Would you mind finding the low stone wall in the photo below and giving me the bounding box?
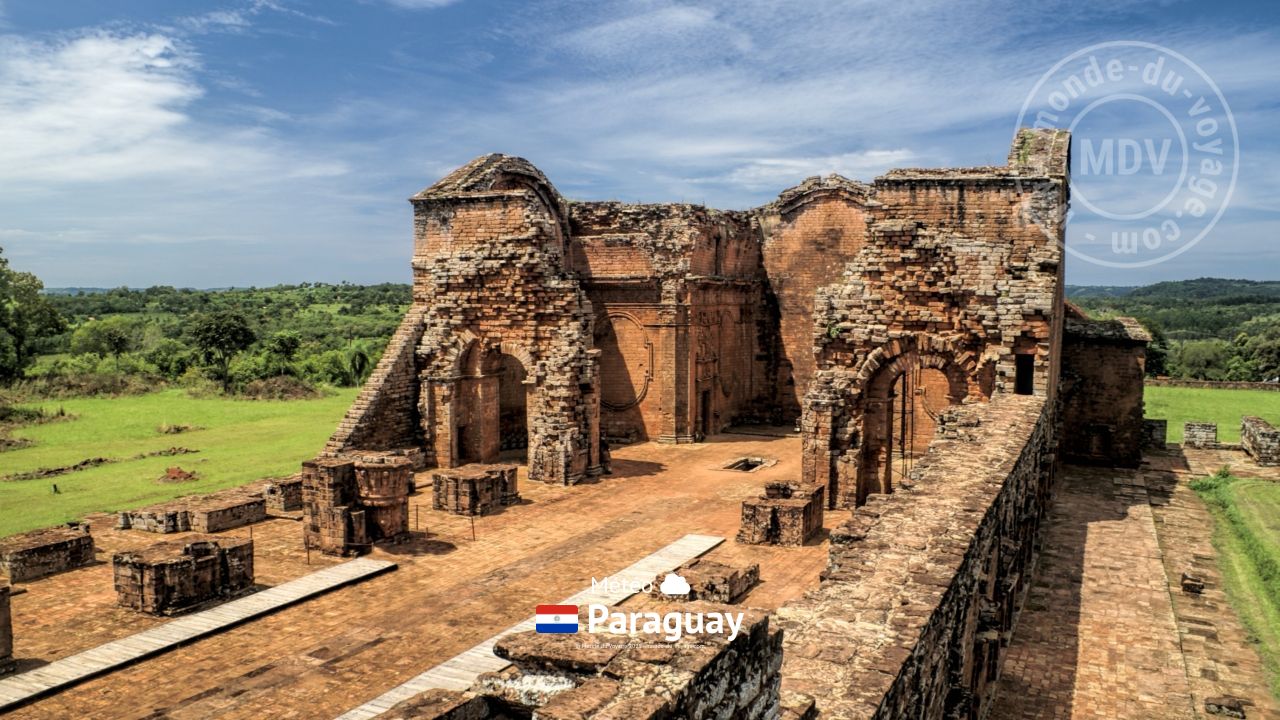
[113,536,254,615]
[1184,422,1219,449]
[0,585,13,675]
[777,394,1055,719]
[118,493,265,534]
[263,477,304,511]
[1148,378,1280,391]
[376,604,814,720]
[430,464,520,516]
[1143,419,1168,448]
[738,481,824,546]
[0,524,95,582]
[1241,416,1280,466]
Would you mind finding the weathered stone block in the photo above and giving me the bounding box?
[431,464,519,516]
[113,536,254,615]
[1241,415,1280,466]
[0,524,95,582]
[1143,419,1168,448]
[0,584,13,676]
[263,476,304,511]
[738,482,824,546]
[1185,422,1219,449]
[651,558,760,603]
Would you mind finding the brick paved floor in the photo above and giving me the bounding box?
[6,433,830,719]
[991,455,1279,719]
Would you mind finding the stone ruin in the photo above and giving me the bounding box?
[0,523,95,582]
[262,476,304,511]
[117,490,266,534]
[431,464,520,516]
[0,584,12,676]
[651,558,760,603]
[302,452,412,556]
[374,604,814,720]
[1185,422,1220,449]
[1060,309,1151,467]
[318,129,1143,515]
[113,536,254,615]
[1241,415,1280,466]
[737,481,825,546]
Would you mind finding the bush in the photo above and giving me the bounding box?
[239,376,326,400]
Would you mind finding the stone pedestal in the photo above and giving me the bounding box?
[738,481,824,546]
[113,536,254,615]
[431,464,520,516]
[1242,416,1280,466]
[651,558,760,603]
[303,453,411,556]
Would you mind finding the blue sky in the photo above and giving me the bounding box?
[0,0,1277,288]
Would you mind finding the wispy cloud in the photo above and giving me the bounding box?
[380,0,463,9]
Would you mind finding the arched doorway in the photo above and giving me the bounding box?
[860,355,967,503]
[496,353,529,460]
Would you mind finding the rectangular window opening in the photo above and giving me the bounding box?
[1014,354,1035,396]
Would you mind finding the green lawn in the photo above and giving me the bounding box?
[0,388,357,537]
[1191,472,1280,700]
[1145,385,1280,443]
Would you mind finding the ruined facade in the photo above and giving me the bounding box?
[323,130,1122,511]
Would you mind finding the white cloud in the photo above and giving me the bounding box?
[0,31,345,187]
[717,150,917,190]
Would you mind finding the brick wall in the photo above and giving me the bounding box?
[1060,317,1149,467]
[779,394,1056,719]
[758,181,872,420]
[1184,422,1219,448]
[0,525,95,582]
[801,129,1069,508]
[326,305,427,454]
[1242,416,1280,466]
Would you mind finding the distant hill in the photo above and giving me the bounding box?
[1064,285,1139,299]
[1068,277,1280,343]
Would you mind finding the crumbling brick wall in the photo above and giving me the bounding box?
[778,394,1056,719]
[569,202,771,442]
[801,129,1069,508]
[327,306,428,455]
[1242,416,1280,466]
[1060,314,1150,467]
[113,536,254,615]
[756,176,873,421]
[1184,422,1219,448]
[0,524,95,582]
[413,156,600,484]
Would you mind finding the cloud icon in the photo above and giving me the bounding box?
[659,572,691,596]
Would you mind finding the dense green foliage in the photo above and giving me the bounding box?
[0,389,357,536]
[1145,385,1280,443]
[1070,278,1280,381]
[24,283,411,395]
[1191,469,1280,698]
[0,249,65,383]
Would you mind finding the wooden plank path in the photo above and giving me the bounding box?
[335,533,723,720]
[0,557,397,712]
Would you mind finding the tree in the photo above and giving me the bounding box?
[190,311,256,392]
[70,316,139,369]
[0,248,65,384]
[264,331,302,376]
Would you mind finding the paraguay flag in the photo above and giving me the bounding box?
[535,604,579,633]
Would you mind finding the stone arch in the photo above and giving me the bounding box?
[496,342,536,382]
[858,349,973,503]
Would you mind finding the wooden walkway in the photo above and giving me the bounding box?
[0,557,397,712]
[335,534,724,720]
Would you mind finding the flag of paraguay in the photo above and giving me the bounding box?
[535,604,579,633]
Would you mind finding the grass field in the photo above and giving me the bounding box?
[0,388,357,537]
[1145,385,1280,443]
[1191,471,1280,699]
